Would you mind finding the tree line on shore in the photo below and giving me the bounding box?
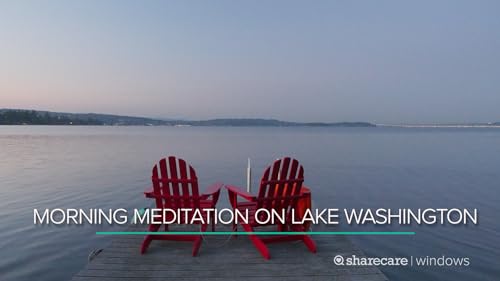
[0,110,102,125]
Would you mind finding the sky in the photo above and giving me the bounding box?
[1,1,499,123]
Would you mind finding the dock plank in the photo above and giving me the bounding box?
[72,224,389,281]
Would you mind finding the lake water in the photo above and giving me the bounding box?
[0,126,499,280]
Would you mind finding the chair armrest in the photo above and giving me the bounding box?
[225,185,256,201]
[199,182,223,205]
[144,187,156,198]
[202,182,224,196]
[301,185,311,195]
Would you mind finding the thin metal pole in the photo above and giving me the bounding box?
[246,158,252,193]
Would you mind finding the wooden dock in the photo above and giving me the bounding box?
[72,224,389,281]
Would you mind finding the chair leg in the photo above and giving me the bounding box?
[277,224,288,231]
[192,224,208,256]
[302,235,317,253]
[232,216,238,238]
[141,224,161,254]
[242,224,270,259]
[140,236,152,254]
[212,213,216,232]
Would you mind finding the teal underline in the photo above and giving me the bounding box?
[96,231,415,235]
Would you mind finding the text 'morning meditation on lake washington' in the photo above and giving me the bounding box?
[33,208,478,226]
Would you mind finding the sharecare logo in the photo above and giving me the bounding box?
[333,255,471,267]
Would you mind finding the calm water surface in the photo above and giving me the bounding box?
[0,126,499,280]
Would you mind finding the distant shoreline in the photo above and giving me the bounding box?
[0,109,375,127]
[2,109,499,128]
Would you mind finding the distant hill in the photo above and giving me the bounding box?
[182,118,375,127]
[0,109,376,127]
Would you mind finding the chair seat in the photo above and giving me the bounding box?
[150,200,216,225]
[200,199,217,208]
[235,202,286,226]
[235,202,257,221]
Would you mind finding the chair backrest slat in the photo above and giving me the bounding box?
[189,165,200,207]
[151,166,163,209]
[168,156,180,209]
[265,159,282,210]
[273,157,290,211]
[258,168,271,199]
[178,158,191,208]
[158,158,171,208]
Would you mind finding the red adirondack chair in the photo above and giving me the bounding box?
[226,157,316,259]
[141,156,223,256]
